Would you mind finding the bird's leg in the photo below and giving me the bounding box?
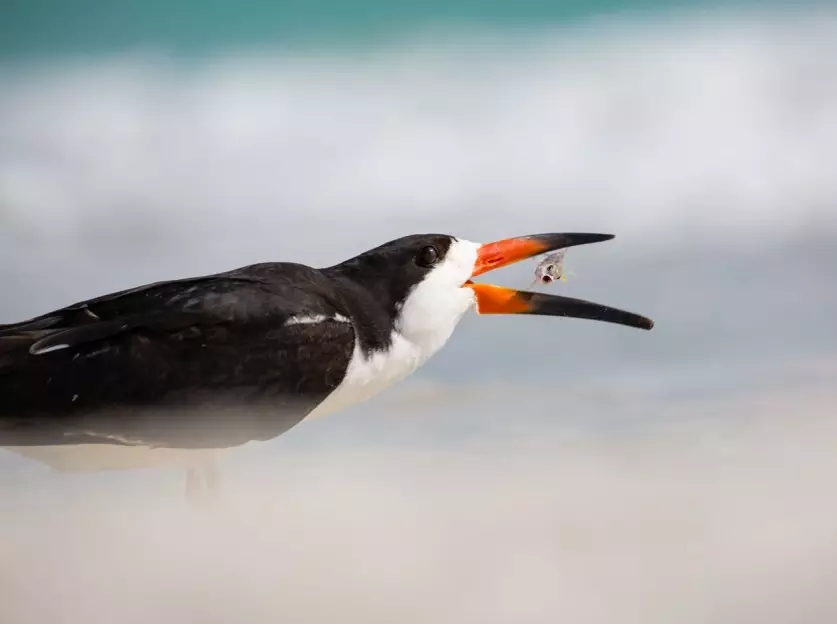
[185,466,202,506]
[203,459,220,495]
[184,459,221,509]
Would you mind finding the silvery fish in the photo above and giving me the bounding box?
[529,249,573,289]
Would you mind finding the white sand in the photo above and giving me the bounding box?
[2,386,835,624]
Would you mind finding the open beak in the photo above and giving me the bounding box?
[464,233,654,331]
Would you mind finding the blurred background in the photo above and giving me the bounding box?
[1,1,837,623]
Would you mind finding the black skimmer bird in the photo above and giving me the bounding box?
[0,232,652,501]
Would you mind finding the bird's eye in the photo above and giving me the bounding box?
[416,245,440,267]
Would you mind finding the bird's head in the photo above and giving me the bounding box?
[336,232,653,350]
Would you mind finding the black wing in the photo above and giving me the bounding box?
[0,263,355,449]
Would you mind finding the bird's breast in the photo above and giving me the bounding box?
[306,330,437,419]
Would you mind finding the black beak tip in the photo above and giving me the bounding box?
[522,290,656,332]
[531,232,616,251]
[602,308,655,331]
[615,307,654,331]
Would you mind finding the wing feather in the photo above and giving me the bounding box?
[0,264,355,449]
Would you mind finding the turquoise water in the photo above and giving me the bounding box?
[0,0,800,58]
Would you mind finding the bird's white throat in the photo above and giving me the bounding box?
[308,238,480,419]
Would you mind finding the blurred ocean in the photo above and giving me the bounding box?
[1,2,837,623]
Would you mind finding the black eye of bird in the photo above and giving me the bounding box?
[416,245,440,267]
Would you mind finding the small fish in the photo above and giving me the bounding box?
[529,249,574,289]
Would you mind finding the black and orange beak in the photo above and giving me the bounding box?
[464,233,654,331]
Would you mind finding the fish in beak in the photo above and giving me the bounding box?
[465,233,654,331]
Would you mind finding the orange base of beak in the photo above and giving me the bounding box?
[467,283,531,314]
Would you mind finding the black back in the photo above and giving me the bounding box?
[0,263,355,449]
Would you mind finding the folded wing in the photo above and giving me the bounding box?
[0,264,355,449]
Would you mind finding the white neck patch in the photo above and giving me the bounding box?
[394,238,480,354]
[308,238,480,419]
